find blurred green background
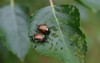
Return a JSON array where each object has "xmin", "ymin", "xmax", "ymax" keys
[{"xmin": 0, "ymin": 0, "xmax": 100, "ymax": 63}]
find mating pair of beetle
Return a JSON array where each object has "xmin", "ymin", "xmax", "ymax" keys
[{"xmin": 32, "ymin": 24, "xmax": 50, "ymax": 43}]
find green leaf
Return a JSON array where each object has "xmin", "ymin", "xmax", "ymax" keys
[
  {"xmin": 29, "ymin": 5, "xmax": 87, "ymax": 63},
  {"xmin": 0, "ymin": 5, "xmax": 30, "ymax": 61}
]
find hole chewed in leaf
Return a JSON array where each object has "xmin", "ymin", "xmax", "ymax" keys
[
  {"xmin": 61, "ymin": 47, "xmax": 63, "ymax": 50},
  {"xmin": 70, "ymin": 43, "xmax": 73, "ymax": 46}
]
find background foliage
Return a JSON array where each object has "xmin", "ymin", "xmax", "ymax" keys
[{"xmin": 0, "ymin": 0, "xmax": 100, "ymax": 63}]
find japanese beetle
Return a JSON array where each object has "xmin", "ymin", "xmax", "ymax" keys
[
  {"xmin": 38, "ymin": 24, "xmax": 50, "ymax": 35},
  {"xmin": 33, "ymin": 33, "xmax": 46, "ymax": 42}
]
